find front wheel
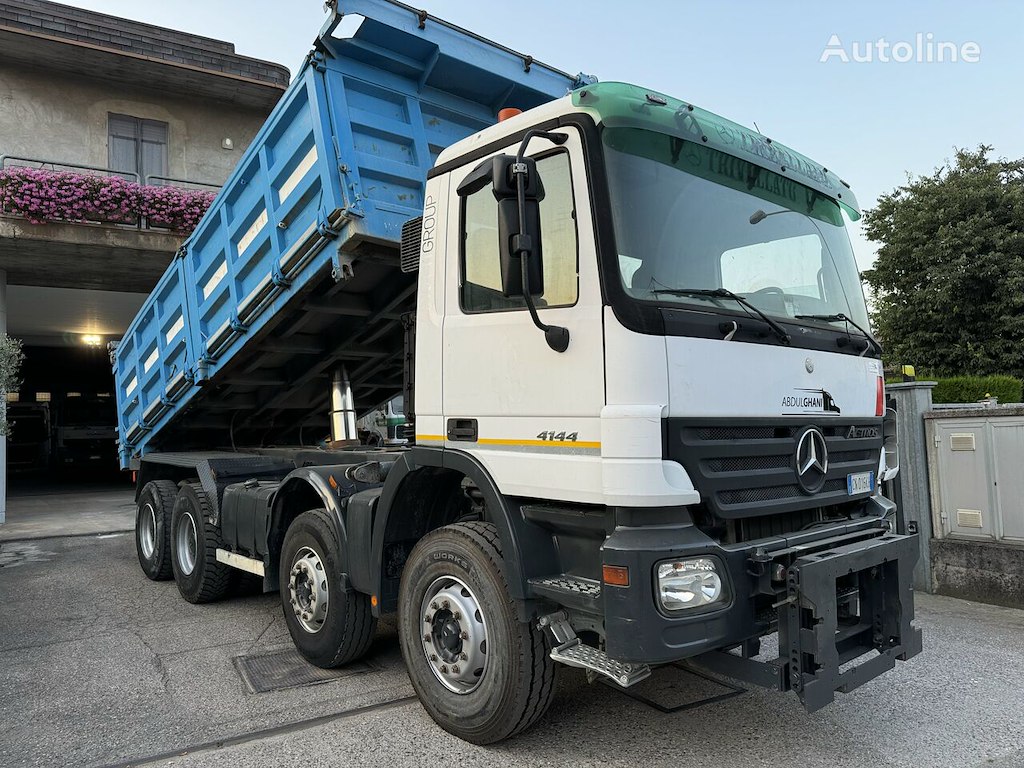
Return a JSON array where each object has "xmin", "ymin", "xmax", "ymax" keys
[
  {"xmin": 279, "ymin": 509, "xmax": 376, "ymax": 668},
  {"xmin": 397, "ymin": 521, "xmax": 557, "ymax": 744}
]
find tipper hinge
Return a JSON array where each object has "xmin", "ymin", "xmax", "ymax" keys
[
  {"xmin": 331, "ymin": 251, "xmax": 355, "ymax": 282},
  {"xmin": 308, "ymin": 50, "xmax": 327, "ymax": 72}
]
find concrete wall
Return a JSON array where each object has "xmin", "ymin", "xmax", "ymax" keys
[
  {"xmin": 887, "ymin": 382, "xmax": 937, "ymax": 592},
  {"xmin": 0, "ymin": 63, "xmax": 269, "ymax": 184},
  {"xmin": 931, "ymin": 538, "xmax": 1024, "ymax": 609}
]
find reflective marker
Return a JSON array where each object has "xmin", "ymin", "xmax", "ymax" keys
[{"xmin": 602, "ymin": 564, "xmax": 629, "ymax": 587}]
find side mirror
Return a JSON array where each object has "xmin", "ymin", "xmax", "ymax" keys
[
  {"xmin": 455, "ymin": 130, "xmax": 569, "ymax": 353},
  {"xmin": 494, "ymin": 156, "xmax": 544, "ymax": 298},
  {"xmin": 455, "ymin": 155, "xmax": 545, "ymax": 298}
]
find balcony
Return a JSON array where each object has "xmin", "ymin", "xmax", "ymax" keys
[{"xmin": 0, "ymin": 156, "xmax": 220, "ymax": 291}]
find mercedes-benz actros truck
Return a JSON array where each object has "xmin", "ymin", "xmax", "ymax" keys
[{"xmin": 114, "ymin": 0, "xmax": 921, "ymax": 744}]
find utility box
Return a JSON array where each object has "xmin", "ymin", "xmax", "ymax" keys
[{"xmin": 927, "ymin": 409, "xmax": 1024, "ymax": 544}]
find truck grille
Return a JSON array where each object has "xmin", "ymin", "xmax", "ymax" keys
[
  {"xmin": 719, "ymin": 479, "xmax": 848, "ymax": 505},
  {"xmin": 666, "ymin": 418, "xmax": 883, "ymax": 520},
  {"xmin": 736, "ymin": 508, "xmax": 825, "ymax": 543}
]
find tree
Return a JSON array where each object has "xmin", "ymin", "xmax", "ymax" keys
[
  {"xmin": 862, "ymin": 146, "xmax": 1024, "ymax": 377},
  {"xmin": 0, "ymin": 334, "xmax": 23, "ymax": 435}
]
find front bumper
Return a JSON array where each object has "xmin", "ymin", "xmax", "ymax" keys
[{"xmin": 601, "ymin": 504, "xmax": 922, "ymax": 711}]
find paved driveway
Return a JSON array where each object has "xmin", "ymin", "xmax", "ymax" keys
[
  {"xmin": 0, "ymin": 532, "xmax": 1022, "ymax": 768},
  {"xmin": 1, "ymin": 482, "xmax": 135, "ymax": 541}
]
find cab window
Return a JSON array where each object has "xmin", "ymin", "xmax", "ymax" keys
[{"xmin": 460, "ymin": 152, "xmax": 578, "ymax": 312}]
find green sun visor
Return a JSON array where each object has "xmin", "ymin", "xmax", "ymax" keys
[{"xmin": 571, "ymin": 82, "xmax": 860, "ymax": 221}]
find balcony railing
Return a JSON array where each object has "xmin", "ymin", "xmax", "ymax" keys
[
  {"xmin": 0, "ymin": 156, "xmax": 221, "ymax": 234},
  {"xmin": 143, "ymin": 174, "xmax": 221, "ymax": 192},
  {"xmin": 1, "ymin": 156, "xmax": 141, "ymax": 182}
]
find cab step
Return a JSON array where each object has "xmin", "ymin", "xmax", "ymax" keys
[
  {"xmin": 551, "ymin": 642, "xmax": 652, "ymax": 688},
  {"xmin": 528, "ymin": 574, "xmax": 602, "ymax": 612},
  {"xmin": 538, "ymin": 611, "xmax": 650, "ymax": 688}
]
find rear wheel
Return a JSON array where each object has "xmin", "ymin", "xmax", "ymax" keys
[
  {"xmin": 279, "ymin": 509, "xmax": 376, "ymax": 668},
  {"xmin": 398, "ymin": 521, "xmax": 557, "ymax": 744},
  {"xmin": 135, "ymin": 480, "xmax": 177, "ymax": 581},
  {"xmin": 170, "ymin": 482, "xmax": 233, "ymax": 603}
]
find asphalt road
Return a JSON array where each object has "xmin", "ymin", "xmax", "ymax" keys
[{"xmin": 1, "ymin": 533, "xmax": 1023, "ymax": 768}]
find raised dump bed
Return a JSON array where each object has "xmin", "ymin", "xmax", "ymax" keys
[{"xmin": 114, "ymin": 0, "xmax": 587, "ymax": 467}]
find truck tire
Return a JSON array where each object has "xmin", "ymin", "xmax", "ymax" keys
[
  {"xmin": 170, "ymin": 482, "xmax": 233, "ymax": 603},
  {"xmin": 279, "ymin": 509, "xmax": 376, "ymax": 668},
  {"xmin": 135, "ymin": 480, "xmax": 177, "ymax": 580},
  {"xmin": 397, "ymin": 521, "xmax": 557, "ymax": 744}
]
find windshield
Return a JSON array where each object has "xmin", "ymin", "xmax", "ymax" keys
[{"xmin": 603, "ymin": 127, "xmax": 870, "ymax": 330}]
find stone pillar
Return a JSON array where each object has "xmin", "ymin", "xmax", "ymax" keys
[
  {"xmin": 0, "ymin": 268, "xmax": 6, "ymax": 525},
  {"xmin": 887, "ymin": 381, "xmax": 937, "ymax": 592}
]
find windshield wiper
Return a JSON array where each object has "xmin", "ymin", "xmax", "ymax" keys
[
  {"xmin": 795, "ymin": 313, "xmax": 882, "ymax": 356},
  {"xmin": 651, "ymin": 287, "xmax": 791, "ymax": 345}
]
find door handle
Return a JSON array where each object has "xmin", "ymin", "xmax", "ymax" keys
[{"xmin": 446, "ymin": 418, "xmax": 478, "ymax": 442}]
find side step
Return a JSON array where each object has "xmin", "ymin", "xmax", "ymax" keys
[
  {"xmin": 216, "ymin": 548, "xmax": 265, "ymax": 576},
  {"xmin": 528, "ymin": 574, "xmax": 602, "ymax": 613},
  {"xmin": 539, "ymin": 612, "xmax": 650, "ymax": 688},
  {"xmin": 551, "ymin": 643, "xmax": 652, "ymax": 688}
]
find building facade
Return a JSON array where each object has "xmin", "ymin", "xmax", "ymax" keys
[{"xmin": 0, "ymin": 0, "xmax": 289, "ymax": 519}]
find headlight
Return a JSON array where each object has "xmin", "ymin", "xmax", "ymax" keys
[{"xmin": 656, "ymin": 557, "xmax": 726, "ymax": 611}]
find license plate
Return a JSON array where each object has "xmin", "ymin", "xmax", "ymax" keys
[{"xmin": 847, "ymin": 471, "xmax": 875, "ymax": 495}]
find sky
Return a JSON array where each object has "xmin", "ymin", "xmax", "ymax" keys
[{"xmin": 65, "ymin": 0, "xmax": 1024, "ymax": 272}]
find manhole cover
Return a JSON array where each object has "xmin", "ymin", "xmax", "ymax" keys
[
  {"xmin": 601, "ymin": 663, "xmax": 745, "ymax": 713},
  {"xmin": 233, "ymin": 648, "xmax": 375, "ymax": 694}
]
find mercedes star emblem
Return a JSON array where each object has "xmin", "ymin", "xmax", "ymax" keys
[{"xmin": 795, "ymin": 427, "xmax": 829, "ymax": 494}]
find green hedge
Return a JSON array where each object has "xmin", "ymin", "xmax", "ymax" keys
[{"xmin": 931, "ymin": 375, "xmax": 1023, "ymax": 405}]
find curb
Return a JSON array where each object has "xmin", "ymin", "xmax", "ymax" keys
[{"xmin": 0, "ymin": 528, "xmax": 134, "ymax": 545}]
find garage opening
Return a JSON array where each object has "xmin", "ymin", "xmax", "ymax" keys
[{"xmin": 7, "ymin": 345, "xmax": 124, "ymax": 486}]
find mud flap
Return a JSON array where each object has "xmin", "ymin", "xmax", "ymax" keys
[{"xmin": 782, "ymin": 533, "xmax": 923, "ymax": 712}]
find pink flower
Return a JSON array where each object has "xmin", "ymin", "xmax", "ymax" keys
[{"xmin": 0, "ymin": 167, "xmax": 216, "ymax": 233}]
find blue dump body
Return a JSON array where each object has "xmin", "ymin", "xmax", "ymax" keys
[{"xmin": 114, "ymin": 0, "xmax": 586, "ymax": 467}]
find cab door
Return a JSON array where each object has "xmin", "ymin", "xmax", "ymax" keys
[{"xmin": 437, "ymin": 127, "xmax": 605, "ymax": 504}]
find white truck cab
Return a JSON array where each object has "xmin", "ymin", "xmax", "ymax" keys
[{"xmin": 414, "ymin": 83, "xmax": 895, "ymax": 511}]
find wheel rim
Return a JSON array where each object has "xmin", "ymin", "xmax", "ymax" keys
[
  {"xmin": 288, "ymin": 546, "xmax": 329, "ymax": 634},
  {"xmin": 175, "ymin": 510, "xmax": 198, "ymax": 576},
  {"xmin": 419, "ymin": 576, "xmax": 488, "ymax": 694},
  {"xmin": 139, "ymin": 502, "xmax": 157, "ymax": 560}
]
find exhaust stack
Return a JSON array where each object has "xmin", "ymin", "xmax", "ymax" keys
[{"xmin": 329, "ymin": 366, "xmax": 359, "ymax": 447}]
